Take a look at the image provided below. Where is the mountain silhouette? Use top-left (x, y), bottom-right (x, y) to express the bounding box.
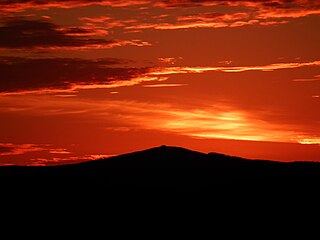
top-left (1, 145), bottom-right (320, 191)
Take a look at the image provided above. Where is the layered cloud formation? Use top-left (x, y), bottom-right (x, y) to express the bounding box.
top-left (0, 18), bottom-right (150, 50)
top-left (0, 0), bottom-right (319, 165)
top-left (1, 56), bottom-right (319, 94)
top-left (1, 1), bottom-right (319, 32)
top-left (0, 56), bottom-right (152, 94)
top-left (0, 94), bottom-right (318, 145)
top-left (0, 0), bottom-right (318, 9)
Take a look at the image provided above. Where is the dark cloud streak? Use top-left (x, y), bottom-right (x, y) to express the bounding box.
top-left (0, 56), bottom-right (149, 94)
top-left (0, 0), bottom-right (319, 10)
top-left (0, 18), bottom-right (115, 49)
top-left (0, 145), bottom-right (13, 154)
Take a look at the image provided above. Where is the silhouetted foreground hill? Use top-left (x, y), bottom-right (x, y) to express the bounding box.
top-left (1, 146), bottom-right (320, 191)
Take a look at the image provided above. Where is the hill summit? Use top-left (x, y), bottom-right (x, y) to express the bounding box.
top-left (1, 145), bottom-right (320, 190)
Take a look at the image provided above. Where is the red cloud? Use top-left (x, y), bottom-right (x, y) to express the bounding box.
top-left (1, 57), bottom-right (319, 95)
top-left (0, 143), bottom-right (46, 156)
top-left (0, 0), bottom-right (148, 13)
top-left (149, 61), bottom-right (320, 75)
top-left (125, 1), bottom-right (320, 31)
top-left (1, 95), bottom-right (317, 147)
top-left (79, 16), bottom-right (138, 29)
top-left (0, 0), bottom-right (318, 12)
top-left (258, 8), bottom-right (320, 19)
top-left (30, 154), bottom-right (112, 166)
top-left (0, 18), bottom-right (150, 50)
top-left (0, 56), bottom-right (151, 94)
top-left (1, 1), bottom-right (318, 34)
top-left (0, 142), bottom-right (111, 166)
top-left (125, 11), bottom-right (262, 30)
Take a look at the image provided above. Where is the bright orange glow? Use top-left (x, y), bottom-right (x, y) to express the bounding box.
top-left (142, 84), bottom-right (187, 88)
top-left (258, 8), bottom-right (320, 19)
top-left (296, 138), bottom-right (320, 145)
top-left (0, 95), bottom-right (315, 145)
top-left (150, 61), bottom-right (320, 75)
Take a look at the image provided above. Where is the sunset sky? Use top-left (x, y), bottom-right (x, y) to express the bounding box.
top-left (0, 0), bottom-right (319, 165)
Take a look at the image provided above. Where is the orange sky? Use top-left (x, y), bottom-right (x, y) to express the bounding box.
top-left (0, 0), bottom-right (319, 165)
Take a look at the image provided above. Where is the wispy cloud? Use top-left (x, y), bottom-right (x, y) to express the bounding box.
top-left (0, 143), bottom-right (73, 157)
top-left (0, 142), bottom-right (106, 165)
top-left (0, 0), bottom-right (149, 13)
top-left (0, 18), bottom-right (151, 50)
top-left (142, 83), bottom-right (187, 88)
top-left (124, 11), bottom-right (285, 31)
top-left (257, 8), bottom-right (320, 19)
top-left (79, 16), bottom-right (138, 29)
top-left (0, 143), bottom-right (46, 156)
top-left (0, 95), bottom-right (317, 145)
top-left (1, 57), bottom-right (319, 94)
top-left (1, 0), bottom-right (319, 18)
top-left (149, 60), bottom-right (320, 75)
top-left (0, 56), bottom-right (152, 94)
top-left (158, 57), bottom-right (180, 65)
top-left (296, 138), bottom-right (320, 145)
top-left (30, 154), bottom-right (112, 166)
top-left (1, 1), bottom-right (318, 33)
top-left (0, 18), bottom-right (111, 49)
top-left (49, 149), bottom-right (72, 154)
top-left (292, 75), bottom-right (320, 82)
